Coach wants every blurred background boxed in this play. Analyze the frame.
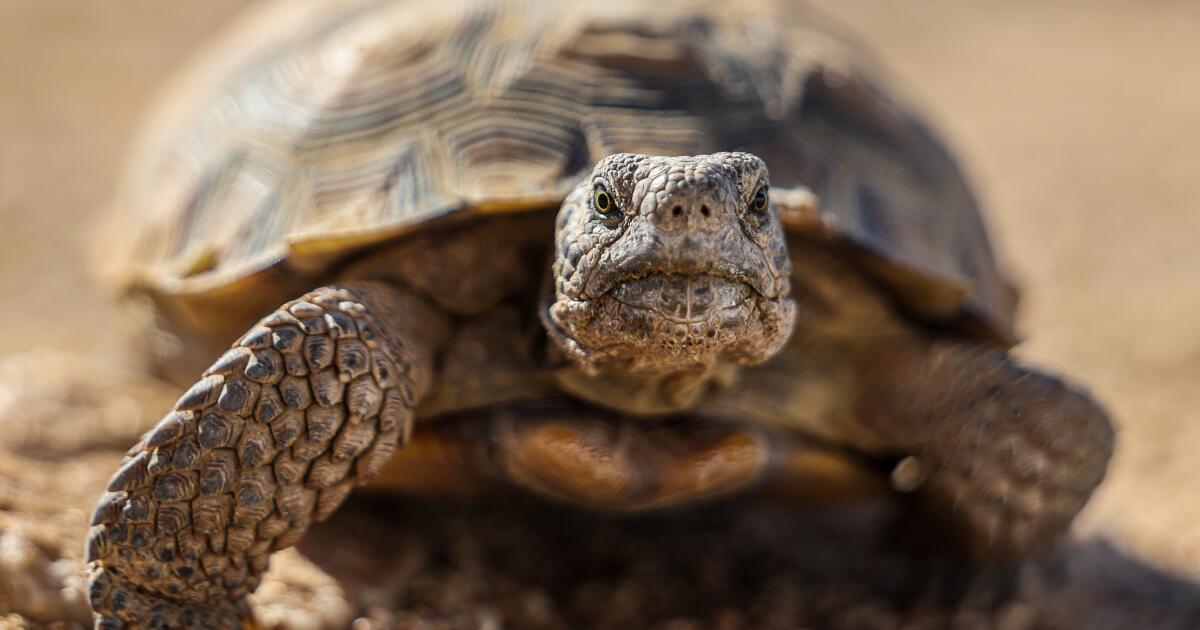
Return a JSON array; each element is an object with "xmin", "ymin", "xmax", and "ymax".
[{"xmin": 2, "ymin": 0, "xmax": 1199, "ymax": 626}]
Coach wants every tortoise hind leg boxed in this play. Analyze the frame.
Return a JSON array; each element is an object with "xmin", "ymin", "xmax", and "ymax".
[
  {"xmin": 856, "ymin": 339, "xmax": 1115, "ymax": 560},
  {"xmin": 85, "ymin": 282, "xmax": 448, "ymax": 629}
]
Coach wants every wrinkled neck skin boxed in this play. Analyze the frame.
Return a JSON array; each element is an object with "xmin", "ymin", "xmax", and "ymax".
[{"xmin": 543, "ymin": 152, "xmax": 796, "ymax": 415}]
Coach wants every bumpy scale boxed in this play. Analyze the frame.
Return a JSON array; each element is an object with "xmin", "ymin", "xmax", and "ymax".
[{"xmin": 86, "ymin": 283, "xmax": 445, "ymax": 629}]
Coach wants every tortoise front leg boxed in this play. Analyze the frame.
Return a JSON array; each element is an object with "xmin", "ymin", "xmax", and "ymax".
[
  {"xmin": 856, "ymin": 340, "xmax": 1115, "ymax": 559},
  {"xmin": 85, "ymin": 282, "xmax": 447, "ymax": 629}
]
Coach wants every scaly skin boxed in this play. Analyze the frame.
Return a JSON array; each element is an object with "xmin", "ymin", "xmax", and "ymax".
[
  {"xmin": 85, "ymin": 283, "xmax": 447, "ymax": 629},
  {"xmin": 547, "ymin": 152, "xmax": 795, "ymax": 384},
  {"xmin": 854, "ymin": 340, "xmax": 1115, "ymax": 559},
  {"xmin": 547, "ymin": 152, "xmax": 796, "ymax": 412}
]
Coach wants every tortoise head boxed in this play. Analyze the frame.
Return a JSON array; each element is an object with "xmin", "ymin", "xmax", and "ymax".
[{"xmin": 546, "ymin": 152, "xmax": 795, "ymax": 376}]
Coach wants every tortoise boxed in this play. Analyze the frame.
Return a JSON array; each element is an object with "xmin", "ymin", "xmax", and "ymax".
[{"xmin": 85, "ymin": 0, "xmax": 1115, "ymax": 627}]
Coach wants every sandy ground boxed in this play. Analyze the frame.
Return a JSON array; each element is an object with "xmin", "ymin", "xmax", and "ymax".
[{"xmin": 1, "ymin": 0, "xmax": 1199, "ymax": 626}]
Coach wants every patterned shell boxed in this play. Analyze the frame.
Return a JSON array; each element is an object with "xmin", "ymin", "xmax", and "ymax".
[{"xmin": 108, "ymin": 0, "xmax": 1017, "ymax": 343}]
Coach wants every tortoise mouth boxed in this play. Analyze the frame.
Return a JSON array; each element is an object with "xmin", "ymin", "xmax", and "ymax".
[
  {"xmin": 585, "ymin": 258, "xmax": 772, "ymax": 303},
  {"xmin": 546, "ymin": 270, "xmax": 795, "ymax": 377},
  {"xmin": 608, "ymin": 273, "xmax": 754, "ymax": 323}
]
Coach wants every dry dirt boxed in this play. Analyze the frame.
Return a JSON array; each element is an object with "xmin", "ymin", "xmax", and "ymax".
[{"xmin": 1, "ymin": 1, "xmax": 1199, "ymax": 628}]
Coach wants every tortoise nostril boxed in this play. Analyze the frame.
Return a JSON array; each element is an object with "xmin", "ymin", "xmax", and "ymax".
[
  {"xmin": 672, "ymin": 206, "xmax": 683, "ymax": 218},
  {"xmin": 700, "ymin": 205, "xmax": 710, "ymax": 217}
]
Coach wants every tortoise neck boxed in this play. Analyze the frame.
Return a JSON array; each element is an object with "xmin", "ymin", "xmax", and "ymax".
[{"xmin": 551, "ymin": 361, "xmax": 739, "ymax": 416}]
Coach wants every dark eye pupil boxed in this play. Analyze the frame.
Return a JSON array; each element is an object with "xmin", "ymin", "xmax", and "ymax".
[
  {"xmin": 595, "ymin": 189, "xmax": 611, "ymax": 212},
  {"xmin": 753, "ymin": 189, "xmax": 768, "ymax": 210}
]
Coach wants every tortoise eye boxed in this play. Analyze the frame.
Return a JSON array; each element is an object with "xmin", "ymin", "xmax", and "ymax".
[
  {"xmin": 593, "ymin": 185, "xmax": 615, "ymax": 215},
  {"xmin": 751, "ymin": 186, "xmax": 769, "ymax": 213}
]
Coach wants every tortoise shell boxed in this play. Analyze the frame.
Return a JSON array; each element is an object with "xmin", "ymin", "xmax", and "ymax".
[{"xmin": 106, "ymin": 0, "xmax": 1017, "ymax": 351}]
